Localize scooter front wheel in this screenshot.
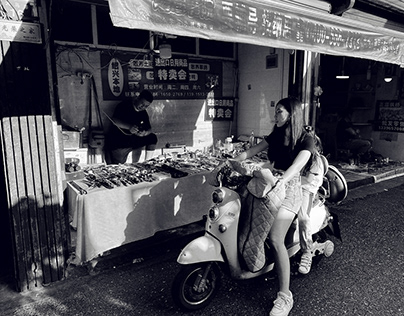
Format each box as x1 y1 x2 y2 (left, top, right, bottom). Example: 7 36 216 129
171 262 222 311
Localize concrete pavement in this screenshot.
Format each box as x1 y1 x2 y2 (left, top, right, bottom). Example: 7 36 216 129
1 161 404 315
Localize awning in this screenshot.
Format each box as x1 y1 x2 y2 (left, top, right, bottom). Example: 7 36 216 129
108 0 404 65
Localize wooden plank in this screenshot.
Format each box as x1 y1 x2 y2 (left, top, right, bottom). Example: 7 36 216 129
0 118 20 291
12 116 38 290
53 122 71 275
1 117 28 291
27 116 46 282
33 115 54 284
26 116 45 285
10 116 33 290
20 116 42 287
43 116 66 280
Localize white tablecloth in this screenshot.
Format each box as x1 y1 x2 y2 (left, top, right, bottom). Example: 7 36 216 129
67 172 214 264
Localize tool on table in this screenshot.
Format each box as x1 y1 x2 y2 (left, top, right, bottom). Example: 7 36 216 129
69 181 87 195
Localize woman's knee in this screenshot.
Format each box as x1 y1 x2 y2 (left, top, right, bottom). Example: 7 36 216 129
268 232 284 249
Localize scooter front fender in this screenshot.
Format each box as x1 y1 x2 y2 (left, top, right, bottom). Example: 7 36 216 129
177 234 224 265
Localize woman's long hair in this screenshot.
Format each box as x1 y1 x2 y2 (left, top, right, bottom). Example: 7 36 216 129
277 97 305 150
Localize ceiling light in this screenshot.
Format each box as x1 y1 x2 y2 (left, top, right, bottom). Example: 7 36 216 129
336 57 349 79
384 64 394 83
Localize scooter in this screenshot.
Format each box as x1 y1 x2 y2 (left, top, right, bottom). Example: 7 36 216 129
171 160 348 311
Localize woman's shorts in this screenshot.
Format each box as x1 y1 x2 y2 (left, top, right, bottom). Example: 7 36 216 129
280 175 302 215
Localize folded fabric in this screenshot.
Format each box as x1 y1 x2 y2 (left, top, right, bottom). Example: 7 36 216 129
228 159 263 176
247 168 277 198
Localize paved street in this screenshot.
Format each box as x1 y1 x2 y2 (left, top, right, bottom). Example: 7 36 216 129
1 176 404 316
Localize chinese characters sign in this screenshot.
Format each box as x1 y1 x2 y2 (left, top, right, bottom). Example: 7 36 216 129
154 58 189 83
375 100 404 133
109 0 404 65
0 20 41 44
101 52 222 100
205 95 234 121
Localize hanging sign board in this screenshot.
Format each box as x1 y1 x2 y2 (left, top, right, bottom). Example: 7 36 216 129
0 20 41 44
109 0 404 65
101 52 223 100
375 100 404 133
205 95 235 121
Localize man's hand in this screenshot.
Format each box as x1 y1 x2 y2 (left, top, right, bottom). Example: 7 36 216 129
129 125 141 135
129 125 150 137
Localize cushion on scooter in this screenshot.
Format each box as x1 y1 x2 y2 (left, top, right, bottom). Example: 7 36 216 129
228 159 263 176
247 168 277 198
239 179 285 272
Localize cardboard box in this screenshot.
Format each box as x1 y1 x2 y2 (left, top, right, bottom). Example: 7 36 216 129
64 148 88 165
62 131 81 149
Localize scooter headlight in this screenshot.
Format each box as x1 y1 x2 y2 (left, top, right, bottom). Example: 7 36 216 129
208 206 220 222
212 189 224 204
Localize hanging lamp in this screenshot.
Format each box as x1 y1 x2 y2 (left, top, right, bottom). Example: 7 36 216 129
336 57 349 79
384 64 394 83
158 36 172 59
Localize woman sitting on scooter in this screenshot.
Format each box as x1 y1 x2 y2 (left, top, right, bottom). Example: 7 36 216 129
232 96 315 316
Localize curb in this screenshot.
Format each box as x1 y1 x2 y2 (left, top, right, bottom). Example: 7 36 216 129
372 167 404 183
342 167 404 189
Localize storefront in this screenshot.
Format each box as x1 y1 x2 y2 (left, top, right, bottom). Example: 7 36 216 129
109 0 404 161
2 0 404 292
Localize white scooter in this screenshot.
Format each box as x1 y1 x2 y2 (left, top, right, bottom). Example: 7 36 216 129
171 161 348 311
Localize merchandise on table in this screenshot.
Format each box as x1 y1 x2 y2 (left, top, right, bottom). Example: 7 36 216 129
80 150 226 190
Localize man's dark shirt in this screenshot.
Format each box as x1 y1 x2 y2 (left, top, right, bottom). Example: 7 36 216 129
107 100 151 149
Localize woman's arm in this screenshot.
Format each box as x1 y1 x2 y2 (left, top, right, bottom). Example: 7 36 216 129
232 139 268 161
281 150 311 182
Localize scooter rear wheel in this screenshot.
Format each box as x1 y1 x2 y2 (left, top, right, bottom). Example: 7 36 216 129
172 262 222 311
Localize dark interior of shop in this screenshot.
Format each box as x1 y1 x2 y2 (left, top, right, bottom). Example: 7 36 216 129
317 54 401 162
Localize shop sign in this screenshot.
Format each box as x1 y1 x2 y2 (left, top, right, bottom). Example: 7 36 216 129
108 58 124 97
101 53 222 100
204 95 234 121
375 100 404 133
0 20 41 44
109 0 404 65
154 57 189 83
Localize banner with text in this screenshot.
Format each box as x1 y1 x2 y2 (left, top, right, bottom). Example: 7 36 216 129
109 0 404 65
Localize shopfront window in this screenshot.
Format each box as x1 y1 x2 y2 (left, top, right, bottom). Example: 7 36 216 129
52 2 93 44
199 39 234 59
96 6 150 49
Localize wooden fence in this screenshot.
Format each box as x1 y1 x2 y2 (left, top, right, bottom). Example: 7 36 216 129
0 115 69 291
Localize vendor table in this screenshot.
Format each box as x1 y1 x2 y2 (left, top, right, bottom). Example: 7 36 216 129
67 171 214 264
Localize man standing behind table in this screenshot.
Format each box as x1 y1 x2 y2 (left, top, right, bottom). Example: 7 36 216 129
105 90 158 164
336 107 372 164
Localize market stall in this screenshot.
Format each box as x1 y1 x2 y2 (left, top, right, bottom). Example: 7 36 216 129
66 152 225 264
